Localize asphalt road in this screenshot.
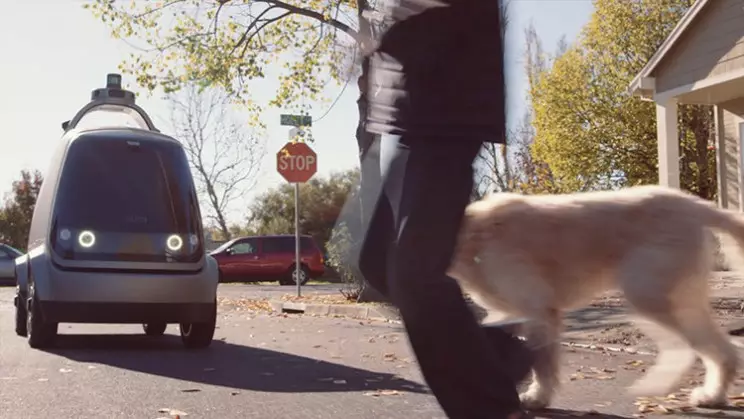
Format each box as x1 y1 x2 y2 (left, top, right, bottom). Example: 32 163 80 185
2 284 744 418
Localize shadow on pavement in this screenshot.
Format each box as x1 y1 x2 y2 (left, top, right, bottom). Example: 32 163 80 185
45 334 430 395
563 305 630 333
536 408 632 418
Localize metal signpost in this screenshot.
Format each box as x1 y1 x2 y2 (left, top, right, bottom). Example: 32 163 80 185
277 115 316 297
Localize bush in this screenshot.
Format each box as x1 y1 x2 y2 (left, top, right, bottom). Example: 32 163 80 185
326 222 366 300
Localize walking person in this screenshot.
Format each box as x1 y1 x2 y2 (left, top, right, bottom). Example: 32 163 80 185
353 0 535 418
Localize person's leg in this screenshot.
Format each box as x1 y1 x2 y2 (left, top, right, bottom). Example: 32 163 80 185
379 135 526 418
356 136 393 296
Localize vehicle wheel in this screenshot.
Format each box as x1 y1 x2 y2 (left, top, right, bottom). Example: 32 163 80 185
143 322 167 336
26 289 57 349
179 301 216 349
288 264 311 286
15 291 27 337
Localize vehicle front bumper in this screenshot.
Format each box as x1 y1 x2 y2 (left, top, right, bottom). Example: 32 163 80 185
24 260 218 324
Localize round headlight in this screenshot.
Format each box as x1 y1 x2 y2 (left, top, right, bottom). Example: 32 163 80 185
59 229 72 241
78 231 96 248
189 234 199 246
166 235 183 251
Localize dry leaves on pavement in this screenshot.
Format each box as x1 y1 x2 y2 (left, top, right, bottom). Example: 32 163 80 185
364 389 402 397
568 366 616 381
217 296 273 313
280 294 354 305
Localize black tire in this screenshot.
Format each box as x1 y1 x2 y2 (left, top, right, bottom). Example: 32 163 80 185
179 301 216 349
15 291 27 337
287 264 310 286
26 289 57 349
143 322 167 336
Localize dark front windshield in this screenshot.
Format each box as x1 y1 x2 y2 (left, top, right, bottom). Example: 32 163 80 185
51 133 203 263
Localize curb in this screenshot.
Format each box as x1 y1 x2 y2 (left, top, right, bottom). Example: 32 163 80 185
270 300 401 322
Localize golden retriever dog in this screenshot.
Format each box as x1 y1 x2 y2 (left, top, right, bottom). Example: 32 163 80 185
448 185 742 410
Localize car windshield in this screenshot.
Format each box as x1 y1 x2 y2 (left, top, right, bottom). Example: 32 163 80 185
51 133 203 263
211 239 238 254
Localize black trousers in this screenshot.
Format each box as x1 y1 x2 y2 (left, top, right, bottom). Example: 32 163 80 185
356 135 523 419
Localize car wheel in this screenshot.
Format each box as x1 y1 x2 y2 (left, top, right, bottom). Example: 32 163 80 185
15 291 27 337
26 288 57 349
143 322 167 336
179 301 216 349
288 264 311 286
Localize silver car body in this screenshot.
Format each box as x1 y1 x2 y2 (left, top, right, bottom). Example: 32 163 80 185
16 125 218 325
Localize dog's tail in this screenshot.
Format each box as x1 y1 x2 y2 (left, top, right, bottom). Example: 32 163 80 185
699 200 744 271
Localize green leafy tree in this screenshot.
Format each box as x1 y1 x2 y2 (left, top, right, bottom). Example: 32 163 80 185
0 170 44 250
246 168 360 249
85 0 386 158
530 0 715 197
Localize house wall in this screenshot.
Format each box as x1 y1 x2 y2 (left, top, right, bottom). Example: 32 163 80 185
720 97 744 210
654 0 744 94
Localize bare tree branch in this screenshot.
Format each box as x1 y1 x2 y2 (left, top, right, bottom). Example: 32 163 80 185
167 83 265 239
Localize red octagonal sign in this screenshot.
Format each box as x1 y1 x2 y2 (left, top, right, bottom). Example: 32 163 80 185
277 141 318 183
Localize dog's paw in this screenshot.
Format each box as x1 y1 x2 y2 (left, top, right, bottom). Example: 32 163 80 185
689 386 728 408
519 388 550 411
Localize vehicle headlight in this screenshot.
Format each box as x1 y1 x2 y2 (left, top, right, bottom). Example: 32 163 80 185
166 234 183 252
59 228 72 241
189 234 199 247
78 230 96 248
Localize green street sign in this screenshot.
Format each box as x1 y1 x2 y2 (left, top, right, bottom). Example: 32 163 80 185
280 114 312 127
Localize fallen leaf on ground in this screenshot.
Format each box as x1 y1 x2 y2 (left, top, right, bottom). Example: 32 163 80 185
363 389 402 396
158 408 188 416
383 353 398 362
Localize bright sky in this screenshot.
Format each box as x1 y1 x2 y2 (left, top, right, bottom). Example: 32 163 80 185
0 0 593 225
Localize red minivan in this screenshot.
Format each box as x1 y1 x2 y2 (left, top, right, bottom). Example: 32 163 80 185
209 235 325 285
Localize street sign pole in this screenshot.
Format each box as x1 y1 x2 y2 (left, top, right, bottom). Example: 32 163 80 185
277 116 316 298
294 181 301 297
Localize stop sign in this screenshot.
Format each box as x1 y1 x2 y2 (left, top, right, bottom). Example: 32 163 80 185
277 141 318 183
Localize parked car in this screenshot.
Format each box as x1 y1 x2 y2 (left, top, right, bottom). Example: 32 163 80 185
210 234 325 285
0 244 23 286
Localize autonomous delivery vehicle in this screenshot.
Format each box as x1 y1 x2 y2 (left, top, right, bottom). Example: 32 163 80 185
13 74 219 349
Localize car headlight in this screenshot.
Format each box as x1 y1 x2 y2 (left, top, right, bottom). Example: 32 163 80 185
166 234 183 252
189 234 199 247
78 230 96 248
59 228 72 241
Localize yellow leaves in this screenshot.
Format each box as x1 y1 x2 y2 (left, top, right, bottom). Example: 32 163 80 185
529 0 698 192
83 0 354 128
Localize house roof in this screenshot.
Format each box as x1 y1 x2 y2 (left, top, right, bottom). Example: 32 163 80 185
628 0 711 96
